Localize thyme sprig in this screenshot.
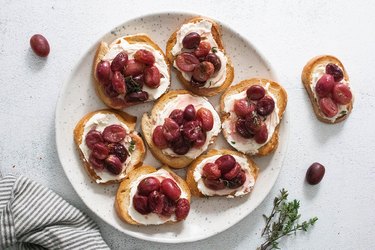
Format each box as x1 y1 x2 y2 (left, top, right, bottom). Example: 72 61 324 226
259 189 318 250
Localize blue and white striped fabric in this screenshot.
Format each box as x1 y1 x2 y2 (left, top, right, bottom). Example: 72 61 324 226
0 175 109 250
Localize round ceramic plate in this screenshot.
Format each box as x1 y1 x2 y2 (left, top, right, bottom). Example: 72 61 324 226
55 12 289 243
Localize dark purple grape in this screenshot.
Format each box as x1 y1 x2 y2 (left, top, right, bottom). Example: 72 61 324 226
326 63 344 82
183 104 196 121
190 77 206 87
125 91 148 102
108 143 128 162
169 109 185 125
111 52 128 72
133 194 150 215
138 177 161 196
148 191 165 214
226 170 246 189
203 178 226 190
162 118 181 142
104 155 122 175
182 32 201 49
182 120 202 142
205 53 221 72
256 96 275 116
245 112 263 133
235 118 254 139
215 155 236 174
171 137 191 155
306 162 325 185
30 34 50 57
246 85 265 100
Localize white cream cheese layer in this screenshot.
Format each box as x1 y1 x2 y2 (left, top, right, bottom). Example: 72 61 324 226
193 155 255 197
102 36 170 100
79 113 135 184
310 64 349 123
222 83 280 155
128 169 188 225
171 20 228 88
154 94 221 159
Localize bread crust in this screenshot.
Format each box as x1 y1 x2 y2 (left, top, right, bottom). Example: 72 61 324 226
301 55 353 123
73 109 145 184
141 89 220 169
93 34 171 109
115 165 191 225
166 16 234 97
186 149 259 197
220 78 288 156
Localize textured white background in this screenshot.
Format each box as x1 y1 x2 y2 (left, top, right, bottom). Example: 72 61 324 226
1 0 375 249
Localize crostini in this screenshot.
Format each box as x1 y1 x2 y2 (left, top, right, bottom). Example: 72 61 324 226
115 165 191 225
93 34 171 109
186 149 259 198
220 78 287 156
301 55 353 123
142 90 222 168
74 109 145 184
166 17 234 96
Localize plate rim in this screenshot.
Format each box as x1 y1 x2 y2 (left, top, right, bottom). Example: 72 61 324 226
55 10 286 244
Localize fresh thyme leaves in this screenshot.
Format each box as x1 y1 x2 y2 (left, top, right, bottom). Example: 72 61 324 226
258 189 318 250
231 141 236 144
125 76 142 93
340 110 347 115
211 47 218 53
128 140 136 153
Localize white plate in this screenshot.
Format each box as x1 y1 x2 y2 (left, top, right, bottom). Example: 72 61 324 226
55 12 289 243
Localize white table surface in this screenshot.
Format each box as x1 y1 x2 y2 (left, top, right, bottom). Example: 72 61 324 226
1 1 375 249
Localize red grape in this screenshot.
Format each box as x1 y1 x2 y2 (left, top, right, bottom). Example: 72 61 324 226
144 66 161 88
246 85 265 100
203 178 225 190
257 96 275 116
306 162 325 185
105 84 119 98
162 118 181 142
91 142 109 160
169 109 185 125
162 198 176 217
85 130 103 150
133 194 150 215
202 163 221 180
182 32 201 49
205 53 221 72
245 112 263 133
148 191 165 214
161 178 181 201
89 154 104 171
104 155 122 175
182 120 202 142
227 170 246 189
134 49 155 65
111 52 128 72
183 104 196 121
138 177 161 196
234 99 255 117
192 61 214 82
319 97 338 117
111 71 126 94
235 118 254 139
152 125 168 148
175 198 190 221
326 63 343 82
171 137 191 155
30 34 50 57
102 125 126 143
215 155 236 174
124 59 144 77
108 143 128 163
176 52 199 72
96 61 112 85
194 131 207 148
254 123 268 144
316 74 335 98
194 41 211 58
125 91 148 102
196 108 214 131
224 163 241 180
332 84 352 105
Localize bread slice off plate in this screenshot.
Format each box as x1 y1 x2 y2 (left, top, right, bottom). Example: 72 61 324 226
142 90 222 169
186 149 259 198
93 34 171 109
115 165 191 225
166 16 234 97
74 109 145 184
301 55 353 123
220 78 287 156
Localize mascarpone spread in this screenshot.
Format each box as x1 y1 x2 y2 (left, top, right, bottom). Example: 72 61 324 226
222 82 280 155
154 94 221 159
79 113 135 183
128 169 188 225
171 20 228 88
102 36 170 100
310 64 349 123
193 154 255 197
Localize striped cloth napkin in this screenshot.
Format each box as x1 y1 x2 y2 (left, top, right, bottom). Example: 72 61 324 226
0 175 109 250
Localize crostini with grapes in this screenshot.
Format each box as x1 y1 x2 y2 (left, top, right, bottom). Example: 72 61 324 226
301 55 353 123
166 17 234 96
220 78 287 156
94 34 171 109
74 109 145 184
142 90 222 168
186 149 259 198
115 165 191 225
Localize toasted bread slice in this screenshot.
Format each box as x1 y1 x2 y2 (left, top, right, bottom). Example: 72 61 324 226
301 55 353 123
115 165 191 225
186 149 259 197
166 17 234 97
93 34 171 109
142 90 221 169
74 109 145 184
220 78 287 156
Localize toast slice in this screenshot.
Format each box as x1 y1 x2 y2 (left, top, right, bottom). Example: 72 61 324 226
142 89 221 169
301 55 353 123
166 17 234 97
186 149 259 197
74 109 145 184
220 78 287 156
115 165 191 225
93 34 171 109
